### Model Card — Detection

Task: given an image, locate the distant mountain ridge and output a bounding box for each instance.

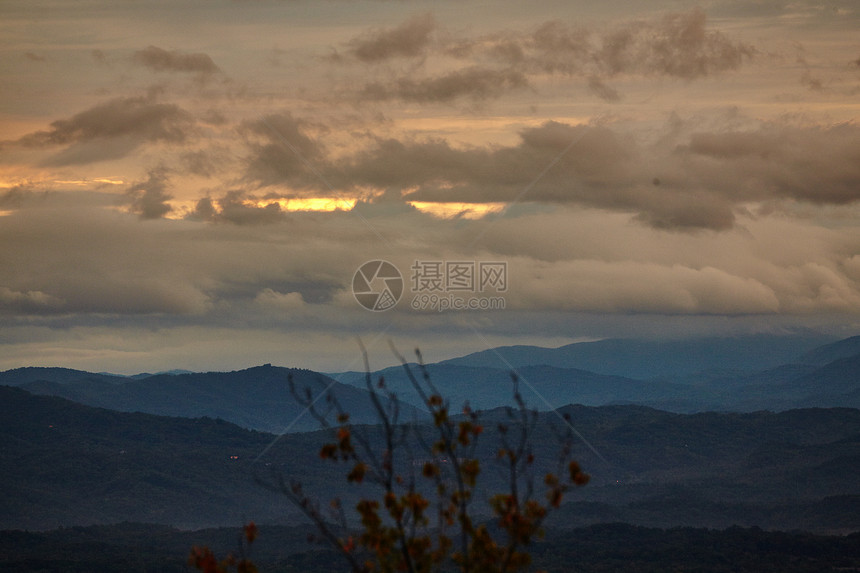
[799,335,860,366]
[0,366,127,386]
[334,333,860,413]
[334,363,694,412]
[3,333,858,429]
[2,365,426,433]
[128,368,195,380]
[439,333,836,378]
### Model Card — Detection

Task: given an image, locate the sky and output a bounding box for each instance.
[1,0,860,374]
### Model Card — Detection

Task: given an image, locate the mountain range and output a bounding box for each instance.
[0,365,426,433]
[334,333,860,414]
[2,334,859,430]
[437,333,840,377]
[2,384,858,532]
[2,331,858,571]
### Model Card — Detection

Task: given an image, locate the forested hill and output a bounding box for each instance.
[3,385,858,532]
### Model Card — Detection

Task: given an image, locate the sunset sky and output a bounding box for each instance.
[2,0,860,374]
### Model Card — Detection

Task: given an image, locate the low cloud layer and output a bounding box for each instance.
[2,192,859,327]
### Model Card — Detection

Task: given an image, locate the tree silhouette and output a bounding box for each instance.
[191,346,588,572]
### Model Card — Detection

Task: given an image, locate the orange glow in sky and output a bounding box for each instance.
[250,197,357,212]
[408,201,508,219]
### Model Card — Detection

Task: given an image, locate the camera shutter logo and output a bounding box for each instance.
[352,260,403,311]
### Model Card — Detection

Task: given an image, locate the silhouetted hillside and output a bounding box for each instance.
[8,365,426,433]
[2,522,858,573]
[0,386,350,529]
[335,363,692,411]
[0,367,126,386]
[800,334,860,366]
[337,346,860,413]
[438,334,835,378]
[3,385,858,533]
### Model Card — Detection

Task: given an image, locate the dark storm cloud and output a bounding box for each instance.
[360,67,529,103]
[132,45,221,74]
[17,95,194,165]
[125,167,173,219]
[343,13,435,63]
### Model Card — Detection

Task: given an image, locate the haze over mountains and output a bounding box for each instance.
[2,333,859,431]
[334,333,860,414]
[437,333,842,377]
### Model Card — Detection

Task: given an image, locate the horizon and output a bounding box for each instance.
[2,329,851,378]
[2,0,860,375]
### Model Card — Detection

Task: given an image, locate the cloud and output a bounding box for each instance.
[238,117,736,230]
[587,76,621,102]
[340,9,754,105]
[342,13,435,62]
[452,10,756,81]
[190,191,287,225]
[18,95,194,165]
[125,167,173,219]
[339,121,650,213]
[328,117,860,231]
[132,45,221,74]
[435,9,755,103]
[0,194,212,317]
[229,108,860,232]
[254,289,306,312]
[0,287,64,314]
[516,259,781,315]
[241,112,328,189]
[680,122,860,205]
[2,187,859,375]
[360,67,529,103]
[0,186,33,211]
[593,8,755,79]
